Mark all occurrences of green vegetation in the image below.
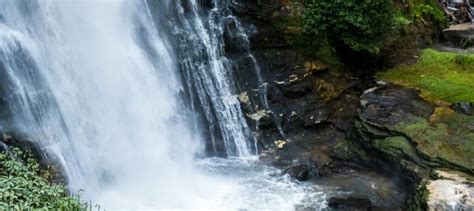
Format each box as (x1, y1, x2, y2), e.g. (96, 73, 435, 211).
(378, 49, 474, 103)
(303, 0, 395, 53)
(394, 111, 474, 171)
(405, 0, 446, 23)
(374, 136, 418, 160)
(0, 148, 86, 210)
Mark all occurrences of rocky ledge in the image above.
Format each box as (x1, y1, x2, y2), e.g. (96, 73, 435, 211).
(443, 23, 474, 47)
(354, 83, 474, 209)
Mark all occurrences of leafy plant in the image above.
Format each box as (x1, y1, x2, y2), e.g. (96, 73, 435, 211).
(303, 0, 395, 53)
(406, 0, 446, 23)
(0, 148, 91, 210)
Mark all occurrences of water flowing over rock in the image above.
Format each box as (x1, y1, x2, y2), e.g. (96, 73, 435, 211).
(0, 0, 326, 209)
(426, 171, 474, 210)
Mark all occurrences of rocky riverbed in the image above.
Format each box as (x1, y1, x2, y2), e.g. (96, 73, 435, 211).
(226, 0, 474, 210)
(0, 0, 473, 210)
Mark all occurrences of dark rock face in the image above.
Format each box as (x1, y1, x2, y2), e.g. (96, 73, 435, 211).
(283, 164, 309, 181)
(443, 23, 474, 46)
(232, 0, 403, 196)
(356, 84, 474, 177)
(451, 102, 474, 115)
(229, 1, 473, 209)
(328, 197, 372, 210)
(354, 84, 474, 209)
(359, 85, 435, 126)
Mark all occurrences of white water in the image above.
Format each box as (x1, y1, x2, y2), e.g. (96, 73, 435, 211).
(174, 0, 254, 157)
(0, 0, 325, 209)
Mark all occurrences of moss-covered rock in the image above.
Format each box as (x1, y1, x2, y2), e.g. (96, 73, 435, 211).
(355, 83, 474, 208)
(394, 111, 474, 173)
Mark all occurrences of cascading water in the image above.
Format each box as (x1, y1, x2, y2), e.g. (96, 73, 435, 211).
(167, 0, 255, 157)
(0, 0, 326, 209)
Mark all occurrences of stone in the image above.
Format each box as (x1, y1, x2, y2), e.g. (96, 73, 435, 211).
(238, 92, 250, 104)
(279, 78, 313, 98)
(327, 197, 372, 210)
(246, 109, 270, 121)
(451, 102, 474, 116)
(274, 140, 287, 149)
(283, 164, 309, 181)
(357, 85, 474, 174)
(443, 23, 474, 46)
(359, 85, 435, 126)
(426, 171, 474, 211)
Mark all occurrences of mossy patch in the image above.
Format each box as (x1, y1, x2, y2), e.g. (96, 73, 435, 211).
(377, 49, 474, 104)
(332, 139, 370, 163)
(374, 136, 418, 161)
(393, 111, 474, 171)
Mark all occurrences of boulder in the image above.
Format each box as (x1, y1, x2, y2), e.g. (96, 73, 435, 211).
(327, 197, 372, 210)
(451, 102, 474, 115)
(443, 23, 474, 46)
(283, 164, 309, 181)
(426, 171, 474, 211)
(355, 84, 474, 209)
(357, 84, 474, 175)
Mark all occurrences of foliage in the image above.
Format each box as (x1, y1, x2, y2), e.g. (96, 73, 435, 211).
(378, 49, 474, 103)
(405, 0, 446, 23)
(0, 148, 87, 210)
(302, 0, 395, 53)
(393, 11, 413, 27)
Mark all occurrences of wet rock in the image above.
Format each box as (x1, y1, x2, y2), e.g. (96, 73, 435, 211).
(443, 23, 474, 46)
(246, 110, 271, 122)
(327, 197, 372, 210)
(238, 92, 250, 105)
(0, 140, 7, 153)
(283, 164, 309, 181)
(359, 85, 435, 126)
(356, 85, 474, 175)
(274, 140, 287, 149)
(277, 76, 313, 98)
(223, 17, 248, 54)
(451, 102, 474, 115)
(354, 84, 474, 210)
(302, 108, 329, 127)
(426, 171, 474, 211)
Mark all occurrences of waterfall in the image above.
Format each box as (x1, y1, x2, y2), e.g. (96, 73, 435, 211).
(0, 0, 220, 208)
(167, 0, 255, 157)
(0, 0, 325, 209)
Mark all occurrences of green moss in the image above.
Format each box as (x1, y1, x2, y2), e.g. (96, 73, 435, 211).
(374, 136, 418, 160)
(333, 139, 370, 162)
(378, 49, 474, 103)
(394, 113, 474, 171)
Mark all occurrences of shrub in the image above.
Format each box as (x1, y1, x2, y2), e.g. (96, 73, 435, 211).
(303, 0, 395, 53)
(0, 148, 86, 210)
(406, 0, 446, 23)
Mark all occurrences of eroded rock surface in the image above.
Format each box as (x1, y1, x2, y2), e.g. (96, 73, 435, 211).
(443, 23, 474, 46)
(426, 171, 474, 211)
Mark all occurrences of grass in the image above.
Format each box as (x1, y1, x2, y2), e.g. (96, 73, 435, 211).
(377, 49, 474, 104)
